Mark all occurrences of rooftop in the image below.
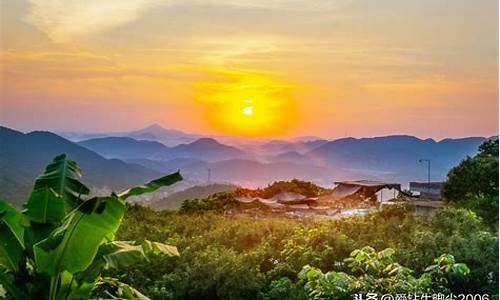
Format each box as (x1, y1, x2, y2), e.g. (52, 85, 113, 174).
(334, 180, 401, 189)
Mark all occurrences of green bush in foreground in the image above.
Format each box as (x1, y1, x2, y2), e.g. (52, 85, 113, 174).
(114, 204, 498, 299)
(299, 247, 469, 299)
(0, 155, 182, 300)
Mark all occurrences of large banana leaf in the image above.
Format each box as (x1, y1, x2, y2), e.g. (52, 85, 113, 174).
(0, 201, 24, 246)
(0, 225, 23, 272)
(32, 154, 90, 211)
(33, 195, 125, 275)
(0, 201, 24, 272)
(22, 187, 66, 259)
(102, 240, 179, 269)
(119, 171, 182, 200)
(24, 187, 66, 224)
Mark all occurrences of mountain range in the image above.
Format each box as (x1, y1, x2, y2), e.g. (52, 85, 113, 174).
(59, 123, 201, 146)
(75, 125, 491, 184)
(1, 124, 495, 207)
(79, 136, 246, 161)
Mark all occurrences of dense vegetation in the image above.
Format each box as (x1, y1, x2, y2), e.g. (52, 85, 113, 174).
(299, 248, 469, 298)
(236, 179, 331, 198)
(442, 139, 499, 224)
(179, 192, 237, 214)
(114, 203, 497, 299)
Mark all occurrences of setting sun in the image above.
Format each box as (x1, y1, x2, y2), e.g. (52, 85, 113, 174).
(195, 69, 298, 137)
(242, 106, 253, 116)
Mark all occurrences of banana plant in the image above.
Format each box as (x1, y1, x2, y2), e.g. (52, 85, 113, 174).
(0, 154, 183, 300)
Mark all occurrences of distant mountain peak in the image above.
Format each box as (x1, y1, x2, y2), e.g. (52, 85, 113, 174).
(130, 124, 196, 142)
(143, 123, 165, 131)
(171, 137, 245, 161)
(192, 137, 220, 145)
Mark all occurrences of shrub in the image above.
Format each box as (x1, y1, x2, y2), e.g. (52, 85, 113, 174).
(114, 205, 498, 299)
(179, 192, 237, 214)
(298, 247, 470, 299)
(236, 179, 330, 199)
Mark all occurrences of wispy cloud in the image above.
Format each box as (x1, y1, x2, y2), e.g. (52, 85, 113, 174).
(23, 0, 351, 43)
(25, 0, 163, 42)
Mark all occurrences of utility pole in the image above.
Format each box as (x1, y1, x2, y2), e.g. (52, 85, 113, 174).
(207, 168, 211, 183)
(418, 159, 431, 192)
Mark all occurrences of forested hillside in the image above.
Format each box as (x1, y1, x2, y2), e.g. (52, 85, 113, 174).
(0, 127, 161, 205)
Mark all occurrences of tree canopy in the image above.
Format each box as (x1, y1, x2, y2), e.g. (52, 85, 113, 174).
(442, 139, 499, 224)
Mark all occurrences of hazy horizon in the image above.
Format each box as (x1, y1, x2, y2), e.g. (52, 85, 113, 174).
(2, 122, 497, 143)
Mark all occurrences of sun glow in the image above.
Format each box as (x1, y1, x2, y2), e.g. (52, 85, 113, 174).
(242, 105, 253, 115)
(195, 69, 298, 137)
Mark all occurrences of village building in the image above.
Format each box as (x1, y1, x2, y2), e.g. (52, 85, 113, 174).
(234, 180, 446, 218)
(330, 180, 402, 203)
(409, 182, 444, 200)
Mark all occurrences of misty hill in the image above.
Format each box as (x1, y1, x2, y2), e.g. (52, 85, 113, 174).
(305, 135, 489, 182)
(125, 123, 201, 145)
(266, 151, 311, 164)
(117, 134, 492, 186)
(0, 126, 162, 206)
(128, 158, 351, 188)
(124, 158, 204, 174)
(78, 137, 171, 159)
(171, 138, 246, 161)
(150, 183, 238, 210)
(59, 123, 201, 146)
(205, 159, 338, 185)
(257, 139, 328, 155)
(79, 136, 246, 162)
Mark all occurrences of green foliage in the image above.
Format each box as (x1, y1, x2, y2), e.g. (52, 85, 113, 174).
(0, 155, 182, 300)
(403, 207, 498, 293)
(179, 192, 237, 213)
(298, 247, 470, 299)
(119, 171, 183, 200)
(478, 139, 499, 157)
(260, 277, 306, 300)
(32, 154, 90, 211)
(24, 187, 66, 224)
(237, 179, 329, 198)
(442, 139, 499, 224)
(0, 201, 25, 272)
(33, 196, 125, 276)
(114, 204, 497, 299)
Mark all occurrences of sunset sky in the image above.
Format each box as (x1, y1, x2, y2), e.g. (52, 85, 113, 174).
(1, 0, 498, 139)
